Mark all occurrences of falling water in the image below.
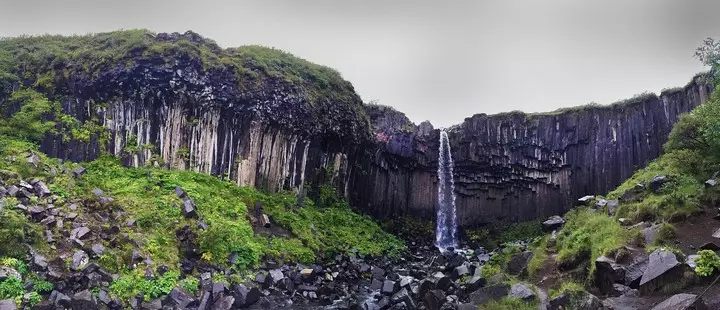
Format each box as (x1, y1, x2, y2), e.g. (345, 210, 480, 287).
(435, 130, 458, 251)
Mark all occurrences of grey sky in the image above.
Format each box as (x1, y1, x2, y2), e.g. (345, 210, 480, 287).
(1, 0, 718, 127)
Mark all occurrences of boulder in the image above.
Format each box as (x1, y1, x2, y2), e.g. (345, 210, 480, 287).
(650, 175, 667, 193)
(174, 186, 187, 199)
(713, 228, 720, 239)
(595, 256, 625, 294)
(260, 214, 271, 227)
(91, 243, 106, 257)
(32, 254, 48, 270)
(72, 167, 86, 177)
(542, 216, 566, 231)
(509, 283, 535, 301)
(607, 200, 619, 216)
(71, 250, 89, 271)
(382, 280, 398, 295)
(182, 200, 198, 219)
(639, 249, 693, 294)
(212, 294, 235, 310)
(0, 267, 21, 281)
(268, 269, 284, 284)
(650, 293, 707, 310)
(0, 300, 16, 310)
(578, 195, 595, 206)
(451, 265, 469, 280)
(641, 224, 661, 245)
(71, 226, 91, 240)
(467, 284, 510, 305)
(167, 288, 195, 309)
(50, 291, 71, 308)
(687, 255, 699, 270)
(699, 242, 720, 251)
(595, 198, 608, 208)
(34, 181, 51, 197)
(507, 251, 533, 276)
(549, 291, 603, 310)
(705, 179, 717, 188)
(391, 288, 415, 309)
(70, 290, 96, 309)
(371, 266, 385, 280)
(423, 290, 446, 310)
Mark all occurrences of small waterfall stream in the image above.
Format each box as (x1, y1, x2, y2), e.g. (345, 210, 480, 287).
(435, 130, 458, 251)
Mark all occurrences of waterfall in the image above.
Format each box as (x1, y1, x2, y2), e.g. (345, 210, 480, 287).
(435, 130, 458, 251)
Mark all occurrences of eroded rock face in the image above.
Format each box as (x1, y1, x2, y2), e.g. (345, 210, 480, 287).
(351, 77, 712, 226)
(6, 31, 711, 226)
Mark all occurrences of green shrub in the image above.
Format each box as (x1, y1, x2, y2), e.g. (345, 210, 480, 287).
(109, 270, 180, 301)
(657, 223, 676, 244)
(178, 277, 199, 294)
(198, 219, 262, 269)
(695, 249, 720, 277)
(33, 279, 53, 293)
(0, 257, 28, 275)
(0, 207, 40, 258)
(0, 277, 24, 304)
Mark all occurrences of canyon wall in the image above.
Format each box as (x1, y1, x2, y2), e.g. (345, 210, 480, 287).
(1, 31, 714, 227)
(353, 77, 713, 226)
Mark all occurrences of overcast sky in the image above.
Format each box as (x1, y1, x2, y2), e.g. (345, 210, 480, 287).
(1, 0, 718, 127)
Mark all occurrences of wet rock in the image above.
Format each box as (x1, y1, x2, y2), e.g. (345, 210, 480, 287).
(542, 215, 566, 231)
(391, 288, 415, 309)
(650, 175, 667, 193)
(424, 290, 446, 310)
(624, 256, 649, 288)
(436, 275, 454, 292)
(71, 250, 89, 271)
(0, 267, 21, 281)
(651, 293, 707, 310)
(639, 249, 693, 294)
(507, 251, 533, 276)
(445, 254, 466, 271)
(509, 283, 535, 301)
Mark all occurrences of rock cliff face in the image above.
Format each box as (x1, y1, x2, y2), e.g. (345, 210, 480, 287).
(0, 30, 713, 227)
(353, 77, 713, 226)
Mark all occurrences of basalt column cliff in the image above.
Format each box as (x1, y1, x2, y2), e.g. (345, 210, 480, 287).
(353, 77, 712, 226)
(0, 30, 712, 227)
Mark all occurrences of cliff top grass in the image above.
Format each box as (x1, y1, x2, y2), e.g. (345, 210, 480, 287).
(0, 29, 357, 105)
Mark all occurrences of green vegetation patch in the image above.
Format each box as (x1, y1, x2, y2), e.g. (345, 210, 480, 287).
(479, 296, 538, 310)
(555, 208, 631, 275)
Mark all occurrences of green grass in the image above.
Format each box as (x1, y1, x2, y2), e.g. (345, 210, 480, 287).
(555, 208, 632, 276)
(549, 281, 585, 299)
(527, 236, 549, 277)
(479, 297, 538, 310)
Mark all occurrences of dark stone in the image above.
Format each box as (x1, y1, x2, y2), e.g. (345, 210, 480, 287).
(466, 276, 486, 290)
(182, 199, 198, 218)
(72, 167, 86, 177)
(71, 250, 89, 271)
(607, 200, 620, 216)
(370, 279, 383, 291)
(391, 288, 415, 309)
(51, 291, 71, 308)
(507, 251, 533, 276)
(450, 265, 469, 280)
(167, 288, 195, 309)
(700, 242, 720, 251)
(91, 243, 105, 257)
(639, 249, 693, 294)
(141, 298, 162, 310)
(467, 284, 510, 305)
(445, 254, 466, 271)
(174, 186, 187, 199)
(423, 290, 446, 310)
(650, 175, 668, 193)
(371, 266, 385, 280)
(509, 283, 535, 301)
(197, 292, 210, 310)
(577, 195, 594, 206)
(650, 293, 707, 310)
(595, 256, 625, 294)
(72, 226, 91, 240)
(542, 215, 566, 231)
(436, 275, 453, 292)
(32, 254, 48, 270)
(705, 179, 717, 188)
(269, 268, 284, 284)
(212, 295, 235, 310)
(70, 290, 96, 309)
(382, 280, 398, 295)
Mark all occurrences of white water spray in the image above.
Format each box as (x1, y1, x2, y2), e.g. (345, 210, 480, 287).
(435, 130, 458, 251)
